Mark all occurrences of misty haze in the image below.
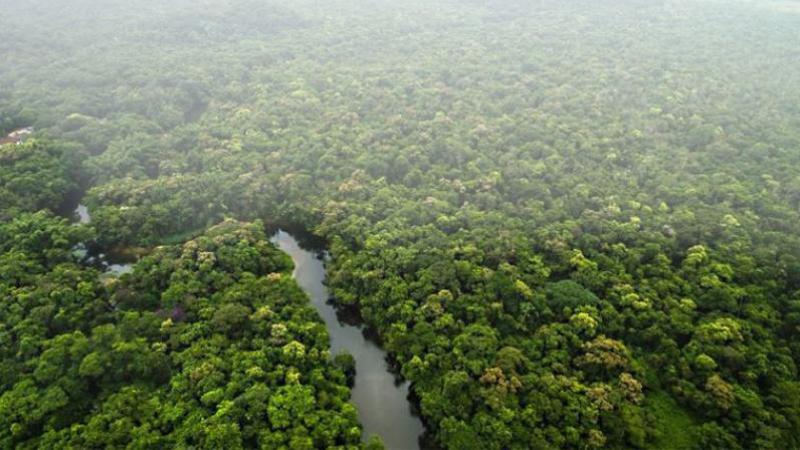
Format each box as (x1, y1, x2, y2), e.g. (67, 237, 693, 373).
(0, 1, 799, 449)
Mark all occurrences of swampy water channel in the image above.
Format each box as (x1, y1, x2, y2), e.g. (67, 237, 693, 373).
(73, 203, 133, 276)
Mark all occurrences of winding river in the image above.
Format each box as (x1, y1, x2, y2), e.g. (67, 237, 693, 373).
(70, 203, 424, 447)
(271, 230, 424, 450)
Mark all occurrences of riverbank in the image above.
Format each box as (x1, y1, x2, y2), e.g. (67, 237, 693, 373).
(272, 230, 426, 450)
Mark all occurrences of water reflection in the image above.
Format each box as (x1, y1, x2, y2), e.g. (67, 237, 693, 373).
(271, 230, 424, 450)
(72, 204, 134, 276)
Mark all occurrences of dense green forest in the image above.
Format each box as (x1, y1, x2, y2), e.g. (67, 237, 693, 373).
(0, 141, 369, 448)
(2, 0, 800, 448)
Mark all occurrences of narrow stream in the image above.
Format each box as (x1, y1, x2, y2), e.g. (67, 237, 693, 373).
(73, 204, 134, 275)
(271, 230, 424, 450)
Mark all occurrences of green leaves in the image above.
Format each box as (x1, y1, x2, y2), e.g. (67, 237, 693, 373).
(0, 140, 77, 218)
(2, 0, 800, 447)
(0, 219, 363, 448)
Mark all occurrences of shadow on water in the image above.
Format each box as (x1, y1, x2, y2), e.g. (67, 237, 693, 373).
(265, 222, 328, 252)
(270, 229, 430, 450)
(56, 185, 87, 220)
